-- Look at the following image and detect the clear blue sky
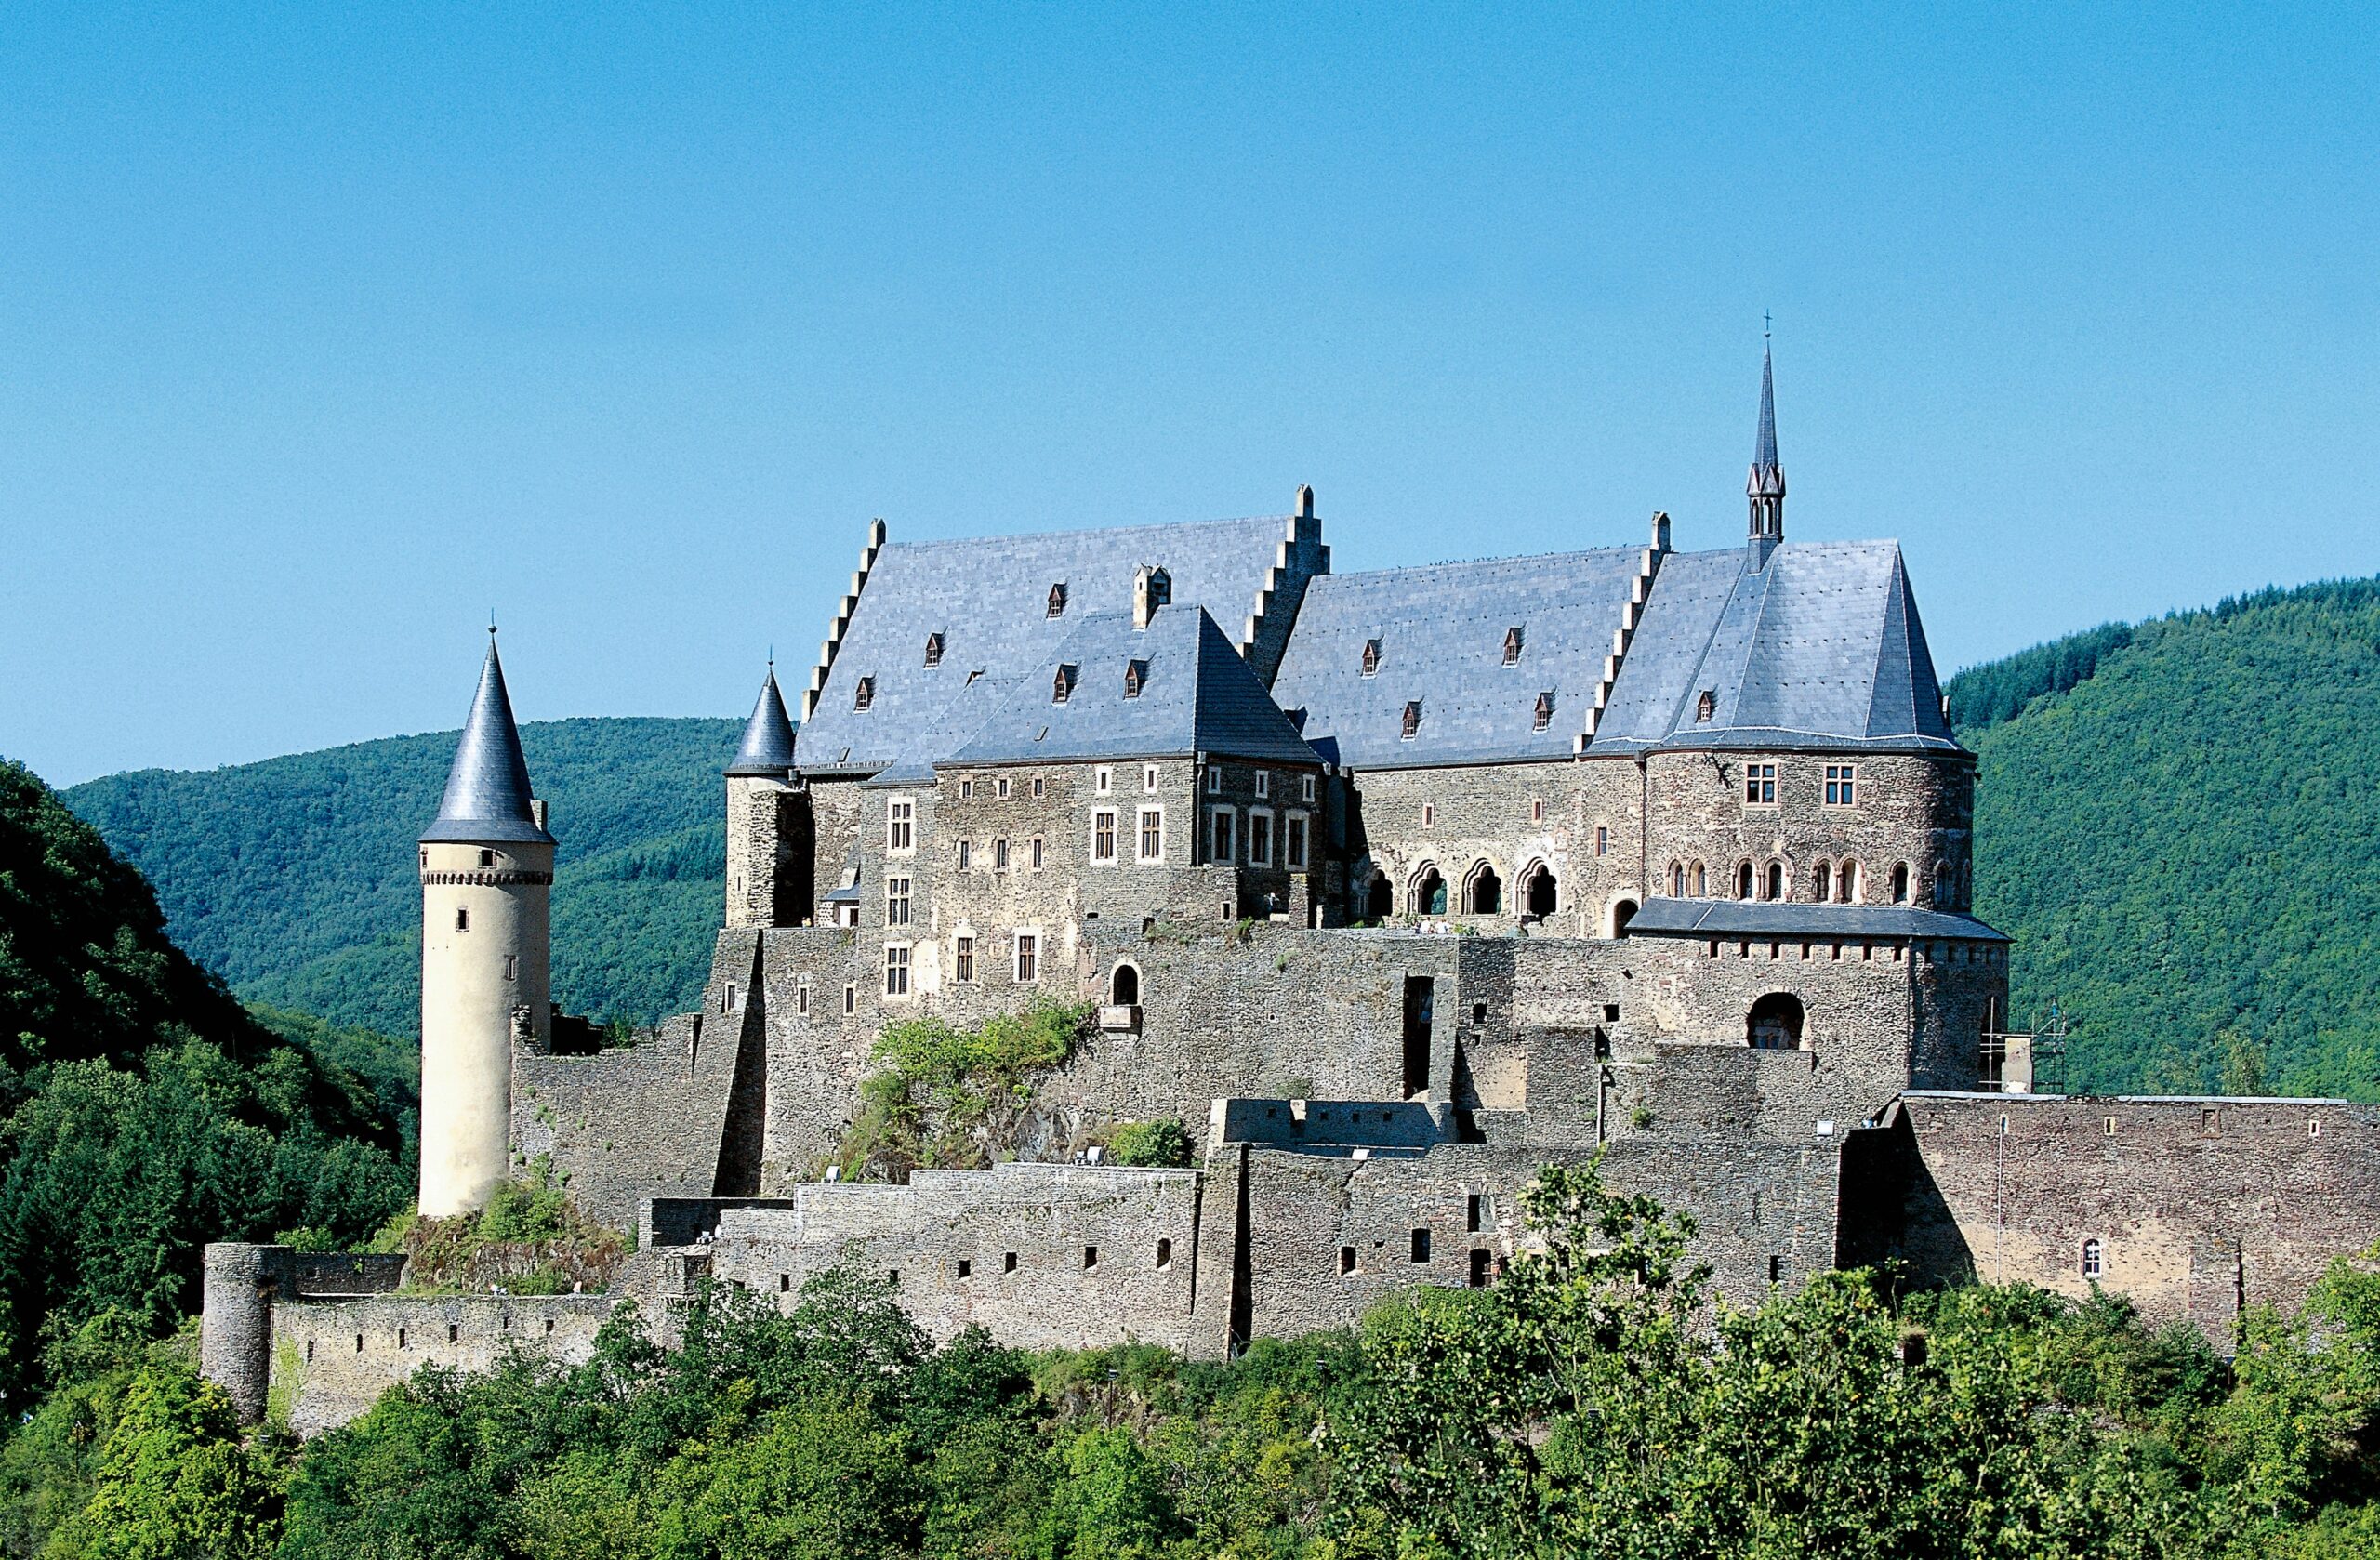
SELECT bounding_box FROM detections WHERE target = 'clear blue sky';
[4,5,2373,786]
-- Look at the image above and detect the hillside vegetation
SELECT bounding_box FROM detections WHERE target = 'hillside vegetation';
[1950,577,2380,1099]
[64,717,740,1037]
[0,760,409,1409]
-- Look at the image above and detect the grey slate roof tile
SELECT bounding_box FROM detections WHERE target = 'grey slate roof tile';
[1626,896,2007,942]
[725,668,798,776]
[795,515,1296,776]
[420,639,555,845]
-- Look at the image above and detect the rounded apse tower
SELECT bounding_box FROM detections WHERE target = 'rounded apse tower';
[417,633,554,1218]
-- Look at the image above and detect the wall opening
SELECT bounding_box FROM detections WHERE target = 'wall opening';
[1525,866,1557,918]
[1747,992,1805,1050]
[1365,873,1394,922]
[1110,963,1140,1006]
[1401,976,1435,1098]
[1467,1194,1483,1232]
[1083,1246,1099,1270]
[1737,861,1755,900]
[1340,1246,1357,1276]
[1414,866,1447,917]
[1610,898,1639,937]
[1156,1238,1172,1270]
[1469,1249,1491,1287]
[1005,1251,1018,1273]
[1410,1229,1432,1263]
[1465,863,1502,915]
[1765,862,1785,901]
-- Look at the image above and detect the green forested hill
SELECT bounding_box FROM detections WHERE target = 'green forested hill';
[1951,578,2380,1100]
[63,718,739,1038]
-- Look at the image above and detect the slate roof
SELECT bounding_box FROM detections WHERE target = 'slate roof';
[948,604,1321,767]
[1268,548,1646,769]
[726,668,798,777]
[795,515,1297,776]
[421,638,556,845]
[1590,541,1958,754]
[1625,897,2007,943]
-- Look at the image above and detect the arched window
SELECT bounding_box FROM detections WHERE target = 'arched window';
[1933,861,1951,907]
[2081,1239,2103,1279]
[1765,862,1785,902]
[1525,864,1558,918]
[1611,898,1638,937]
[1813,861,1832,902]
[1747,992,1805,1050]
[1892,863,1911,904]
[1415,866,1447,917]
[1737,861,1755,900]
[1110,963,1140,1007]
[1668,861,1685,897]
[1466,863,1502,915]
[1838,862,1858,904]
[1691,861,1707,897]
[1365,873,1394,923]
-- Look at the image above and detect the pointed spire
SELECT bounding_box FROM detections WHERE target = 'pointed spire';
[1746,329,1785,569]
[420,635,554,843]
[726,665,798,776]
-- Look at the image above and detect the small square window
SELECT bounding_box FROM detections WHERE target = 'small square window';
[478,848,495,867]
[1744,762,1777,806]
[1824,764,1858,807]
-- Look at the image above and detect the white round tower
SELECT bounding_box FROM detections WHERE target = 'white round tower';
[417,632,554,1218]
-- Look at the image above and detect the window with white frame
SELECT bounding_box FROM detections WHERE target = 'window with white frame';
[959,778,974,800]
[1249,811,1274,866]
[994,838,1010,870]
[1255,771,1270,799]
[1095,766,1112,794]
[1824,764,1858,806]
[886,799,914,852]
[1144,765,1159,792]
[1014,933,1039,983]
[1209,808,1235,864]
[1030,837,1044,868]
[883,945,910,997]
[1205,764,1222,794]
[2081,1238,2103,1279]
[885,876,911,926]
[1091,810,1117,863]
[954,935,975,984]
[997,775,1012,799]
[797,981,812,1015]
[1743,763,1777,806]
[1285,813,1308,868]
[842,983,856,1015]
[957,839,972,870]
[1138,808,1163,862]
[1302,773,1316,802]
[1595,826,1610,856]
[1032,776,1045,799]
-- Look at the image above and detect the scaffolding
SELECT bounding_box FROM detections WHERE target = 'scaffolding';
[1980,999,2069,1096]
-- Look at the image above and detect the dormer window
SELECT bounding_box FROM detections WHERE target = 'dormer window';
[1052,664,1078,703]
[1123,659,1147,699]
[1695,690,1715,722]
[1503,626,1524,666]
[1534,691,1554,732]
[1047,582,1067,617]
[923,632,944,668]
[1361,638,1382,677]
[854,676,876,712]
[1401,700,1422,740]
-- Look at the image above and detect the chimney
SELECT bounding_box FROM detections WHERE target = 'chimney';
[1134,564,1171,629]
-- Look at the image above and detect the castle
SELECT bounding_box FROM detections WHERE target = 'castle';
[203,354,2380,1434]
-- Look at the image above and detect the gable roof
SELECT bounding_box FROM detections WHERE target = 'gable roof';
[1268,548,1646,769]
[1590,541,1959,753]
[947,604,1320,767]
[420,639,555,845]
[795,514,1300,776]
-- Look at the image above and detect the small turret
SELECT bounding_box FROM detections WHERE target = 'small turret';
[726,667,797,778]
[1746,338,1785,572]
[725,664,813,929]
[417,632,553,1218]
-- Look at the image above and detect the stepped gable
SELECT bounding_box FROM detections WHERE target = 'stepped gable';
[419,637,554,845]
[948,604,1321,767]
[1592,541,1959,753]
[1269,547,1646,769]
[795,514,1298,777]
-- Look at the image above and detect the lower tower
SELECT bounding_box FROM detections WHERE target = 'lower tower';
[417,633,555,1217]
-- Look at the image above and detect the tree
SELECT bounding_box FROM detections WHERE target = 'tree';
[51,1365,278,1560]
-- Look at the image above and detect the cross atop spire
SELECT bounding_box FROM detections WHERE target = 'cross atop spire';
[1746,333,1785,570]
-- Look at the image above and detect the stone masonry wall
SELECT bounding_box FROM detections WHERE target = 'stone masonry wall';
[270,1294,616,1436]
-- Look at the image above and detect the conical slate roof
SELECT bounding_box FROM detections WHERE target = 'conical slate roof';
[726,668,798,776]
[419,637,556,845]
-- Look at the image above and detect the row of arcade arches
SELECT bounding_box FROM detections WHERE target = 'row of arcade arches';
[1365,859,1560,921]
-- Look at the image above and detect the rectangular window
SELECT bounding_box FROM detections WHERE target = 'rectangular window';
[883,945,910,997]
[994,839,1010,870]
[1095,766,1112,794]
[1209,808,1235,864]
[1249,812,1273,866]
[1302,773,1316,802]
[1285,814,1308,868]
[1030,837,1044,868]
[1255,771,1270,799]
[1206,765,1222,794]
[959,778,973,800]
[1824,764,1858,806]
[885,877,911,926]
[842,984,856,1016]
[957,839,972,870]
[1410,1229,1431,1263]
[1144,765,1159,792]
[503,954,518,981]
[1015,934,1038,984]
[1139,808,1164,862]
[1531,797,1544,822]
[997,776,1012,799]
[1033,776,1045,799]
[1595,826,1610,856]
[1744,763,1777,806]
[1092,810,1117,862]
[797,982,812,1015]
[955,936,975,983]
[1421,802,1435,826]
[1466,1194,1482,1233]
[887,799,914,851]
